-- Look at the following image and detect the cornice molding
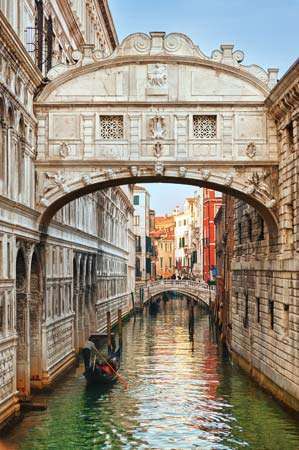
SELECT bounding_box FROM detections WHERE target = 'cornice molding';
[97,0,118,50]
[266,59,299,120]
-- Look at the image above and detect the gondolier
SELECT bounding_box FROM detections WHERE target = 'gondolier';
[82,336,98,372]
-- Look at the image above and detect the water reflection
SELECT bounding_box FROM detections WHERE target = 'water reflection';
[1,297,299,449]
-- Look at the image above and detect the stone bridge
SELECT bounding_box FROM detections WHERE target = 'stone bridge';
[34,31,279,236]
[138,280,215,307]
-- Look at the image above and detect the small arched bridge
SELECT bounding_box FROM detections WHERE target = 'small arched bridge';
[138,280,216,307]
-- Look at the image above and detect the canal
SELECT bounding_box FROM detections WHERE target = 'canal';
[1,297,299,450]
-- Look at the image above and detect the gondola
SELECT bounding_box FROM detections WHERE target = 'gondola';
[84,348,121,385]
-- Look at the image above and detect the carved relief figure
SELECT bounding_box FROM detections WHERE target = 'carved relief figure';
[148,64,168,87]
[150,115,166,139]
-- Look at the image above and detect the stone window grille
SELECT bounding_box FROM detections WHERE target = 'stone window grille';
[193,115,217,139]
[100,115,124,140]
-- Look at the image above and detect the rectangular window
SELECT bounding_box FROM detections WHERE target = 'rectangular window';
[169,257,172,267]
[256,297,260,323]
[238,223,242,244]
[247,217,253,242]
[100,115,124,140]
[133,195,139,205]
[235,293,239,314]
[0,293,4,334]
[269,300,274,330]
[193,115,217,139]
[257,216,264,241]
[134,215,140,226]
[244,292,249,328]
[160,257,163,269]
[283,304,289,336]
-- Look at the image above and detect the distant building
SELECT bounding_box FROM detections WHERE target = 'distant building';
[174,193,203,278]
[150,215,175,278]
[133,186,154,282]
[203,189,222,283]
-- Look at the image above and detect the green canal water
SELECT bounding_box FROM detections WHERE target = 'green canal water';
[1,298,299,450]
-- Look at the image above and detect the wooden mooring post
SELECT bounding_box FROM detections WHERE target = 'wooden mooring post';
[107,311,112,352]
[118,308,123,349]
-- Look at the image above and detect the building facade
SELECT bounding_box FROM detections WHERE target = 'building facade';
[150,215,175,278]
[0,0,135,428]
[203,189,223,283]
[133,186,153,282]
[174,195,203,278]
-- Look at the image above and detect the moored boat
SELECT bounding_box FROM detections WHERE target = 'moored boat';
[84,348,121,385]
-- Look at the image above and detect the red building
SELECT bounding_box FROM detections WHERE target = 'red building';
[203,189,222,283]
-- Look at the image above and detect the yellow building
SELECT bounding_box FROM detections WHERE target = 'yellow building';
[151,216,175,279]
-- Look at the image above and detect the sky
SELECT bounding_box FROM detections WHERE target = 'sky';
[109,0,299,215]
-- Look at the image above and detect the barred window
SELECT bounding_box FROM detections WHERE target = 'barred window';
[100,115,124,140]
[193,115,217,139]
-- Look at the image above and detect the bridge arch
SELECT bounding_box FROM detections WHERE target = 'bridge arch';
[34,32,279,238]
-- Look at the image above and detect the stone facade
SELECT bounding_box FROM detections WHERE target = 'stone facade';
[0,1,134,429]
[215,57,299,410]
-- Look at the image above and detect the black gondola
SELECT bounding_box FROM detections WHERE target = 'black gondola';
[84,348,121,385]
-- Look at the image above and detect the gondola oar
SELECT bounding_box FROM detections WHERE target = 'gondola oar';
[95,349,128,390]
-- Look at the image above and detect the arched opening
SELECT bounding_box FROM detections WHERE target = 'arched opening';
[15,248,29,397]
[29,250,43,388]
[38,176,279,245]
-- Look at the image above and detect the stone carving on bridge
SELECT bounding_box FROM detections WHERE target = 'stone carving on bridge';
[106,168,115,179]
[224,172,234,186]
[81,175,91,186]
[154,161,165,176]
[147,64,168,95]
[42,172,70,196]
[178,167,187,177]
[245,171,276,208]
[199,169,211,181]
[148,64,168,88]
[130,166,140,177]
[246,142,257,159]
[153,141,163,158]
[150,115,166,139]
[59,142,70,158]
